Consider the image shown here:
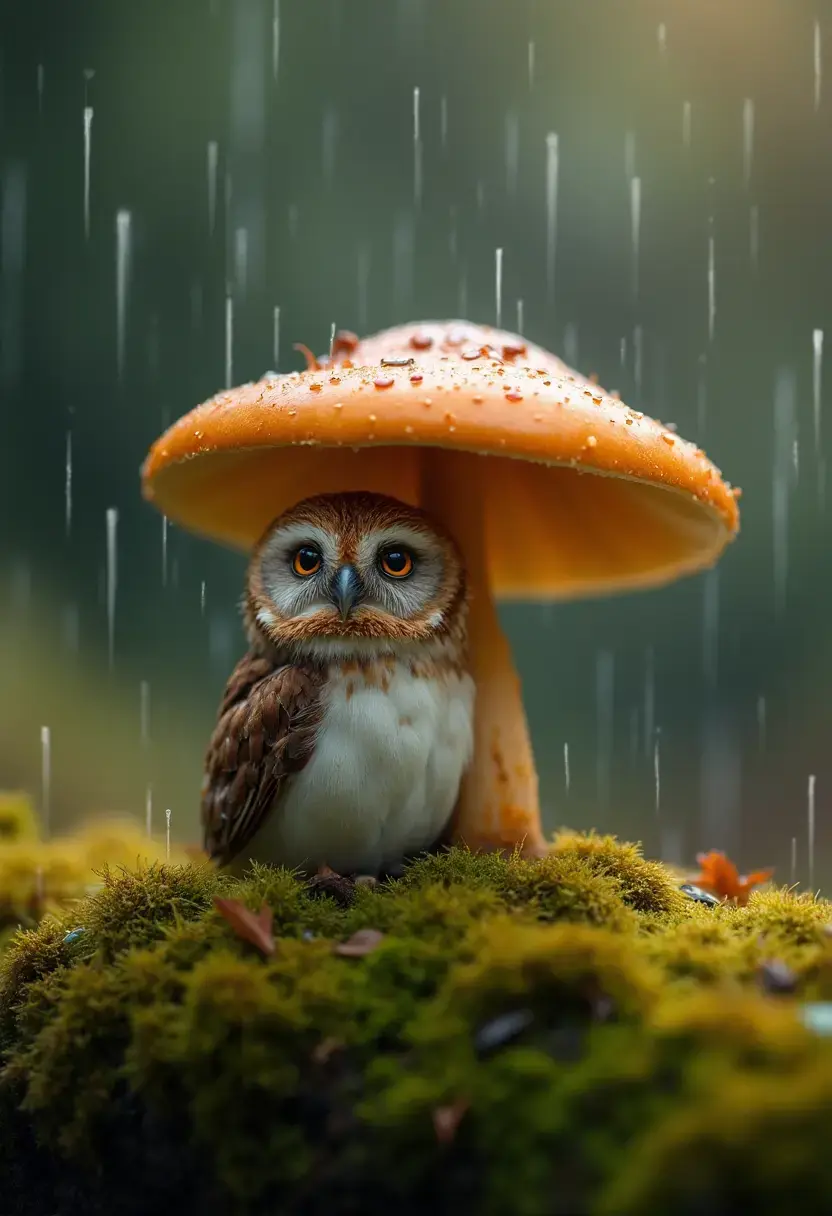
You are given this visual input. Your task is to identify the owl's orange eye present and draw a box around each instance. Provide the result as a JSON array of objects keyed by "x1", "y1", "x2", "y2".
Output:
[
  {"x1": 292, "y1": 546, "x2": 322, "y2": 577},
  {"x1": 379, "y1": 547, "x2": 414, "y2": 578}
]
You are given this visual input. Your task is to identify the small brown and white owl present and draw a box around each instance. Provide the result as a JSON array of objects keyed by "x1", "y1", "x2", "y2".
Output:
[{"x1": 201, "y1": 491, "x2": 475, "y2": 876}]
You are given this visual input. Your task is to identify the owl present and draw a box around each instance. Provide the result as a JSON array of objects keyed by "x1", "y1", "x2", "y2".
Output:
[{"x1": 201, "y1": 491, "x2": 475, "y2": 877}]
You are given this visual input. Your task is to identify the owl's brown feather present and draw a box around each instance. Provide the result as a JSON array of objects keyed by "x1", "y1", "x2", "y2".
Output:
[{"x1": 201, "y1": 651, "x2": 324, "y2": 867}]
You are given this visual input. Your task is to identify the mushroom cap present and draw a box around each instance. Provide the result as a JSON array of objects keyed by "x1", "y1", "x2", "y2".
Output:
[{"x1": 141, "y1": 320, "x2": 740, "y2": 600}]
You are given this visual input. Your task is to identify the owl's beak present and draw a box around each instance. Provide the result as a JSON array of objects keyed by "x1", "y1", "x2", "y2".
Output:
[{"x1": 331, "y1": 565, "x2": 363, "y2": 620}]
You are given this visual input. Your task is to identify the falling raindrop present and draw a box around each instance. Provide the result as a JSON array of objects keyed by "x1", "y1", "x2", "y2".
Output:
[
  {"x1": 37, "y1": 64, "x2": 44, "y2": 111},
  {"x1": 329, "y1": 321, "x2": 336, "y2": 361},
  {"x1": 619, "y1": 336, "x2": 627, "y2": 368},
  {"x1": 234, "y1": 227, "x2": 248, "y2": 297},
  {"x1": 808, "y1": 774, "x2": 817, "y2": 892},
  {"x1": 140, "y1": 680, "x2": 151, "y2": 749},
  {"x1": 563, "y1": 322, "x2": 578, "y2": 366},
  {"x1": 742, "y1": 99, "x2": 754, "y2": 186},
  {"x1": 207, "y1": 141, "x2": 218, "y2": 235},
  {"x1": 272, "y1": 305, "x2": 281, "y2": 368},
  {"x1": 494, "y1": 247, "x2": 503, "y2": 328},
  {"x1": 505, "y1": 110, "x2": 519, "y2": 197},
  {"x1": 630, "y1": 176, "x2": 641, "y2": 301},
  {"x1": 115, "y1": 209, "x2": 131, "y2": 380},
  {"x1": 161, "y1": 516, "x2": 169, "y2": 587},
  {"x1": 682, "y1": 100, "x2": 692, "y2": 147},
  {"x1": 40, "y1": 726, "x2": 51, "y2": 835},
  {"x1": 813, "y1": 328, "x2": 824, "y2": 453},
  {"x1": 64, "y1": 432, "x2": 72, "y2": 537},
  {"x1": 439, "y1": 95, "x2": 448, "y2": 148},
  {"x1": 815, "y1": 19, "x2": 822, "y2": 112},
  {"x1": 224, "y1": 292, "x2": 234, "y2": 388},
  {"x1": 83, "y1": 105, "x2": 93, "y2": 238},
  {"x1": 1, "y1": 161, "x2": 26, "y2": 389},
  {"x1": 563, "y1": 742, "x2": 570, "y2": 795},
  {"x1": 707, "y1": 216, "x2": 716, "y2": 343},
  {"x1": 412, "y1": 86, "x2": 422, "y2": 207},
  {"x1": 321, "y1": 106, "x2": 338, "y2": 188},
  {"x1": 757, "y1": 694, "x2": 767, "y2": 751},
  {"x1": 516, "y1": 298, "x2": 524, "y2": 335},
  {"x1": 527, "y1": 40, "x2": 535, "y2": 90},
  {"x1": 633, "y1": 324, "x2": 644, "y2": 401},
  {"x1": 545, "y1": 132, "x2": 559, "y2": 307},
  {"x1": 166, "y1": 808, "x2": 172, "y2": 860},
  {"x1": 791, "y1": 837, "x2": 797, "y2": 886},
  {"x1": 200, "y1": 581, "x2": 207, "y2": 615},
  {"x1": 272, "y1": 0, "x2": 280, "y2": 81},
  {"x1": 595, "y1": 650, "x2": 614, "y2": 807},
  {"x1": 643, "y1": 645, "x2": 655, "y2": 758},
  {"x1": 653, "y1": 735, "x2": 661, "y2": 816},
  {"x1": 145, "y1": 785, "x2": 153, "y2": 837},
  {"x1": 657, "y1": 23, "x2": 667, "y2": 56},
  {"x1": 106, "y1": 508, "x2": 118, "y2": 669},
  {"x1": 773, "y1": 368, "x2": 797, "y2": 617},
  {"x1": 749, "y1": 204, "x2": 759, "y2": 272}
]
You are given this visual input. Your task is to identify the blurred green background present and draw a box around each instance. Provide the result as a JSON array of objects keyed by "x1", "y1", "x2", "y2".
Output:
[{"x1": 1, "y1": 0, "x2": 830, "y2": 884}]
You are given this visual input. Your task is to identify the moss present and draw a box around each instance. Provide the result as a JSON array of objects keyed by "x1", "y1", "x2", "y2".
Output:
[{"x1": 2, "y1": 830, "x2": 832, "y2": 1214}]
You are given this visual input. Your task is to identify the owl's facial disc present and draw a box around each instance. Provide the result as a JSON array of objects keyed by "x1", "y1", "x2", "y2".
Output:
[{"x1": 247, "y1": 492, "x2": 466, "y2": 647}]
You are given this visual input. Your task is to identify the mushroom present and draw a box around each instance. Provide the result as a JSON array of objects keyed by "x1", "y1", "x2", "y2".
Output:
[{"x1": 142, "y1": 320, "x2": 739, "y2": 857}]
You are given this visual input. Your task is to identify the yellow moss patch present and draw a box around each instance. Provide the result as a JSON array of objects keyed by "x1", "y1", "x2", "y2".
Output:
[{"x1": 1, "y1": 834, "x2": 831, "y2": 1214}]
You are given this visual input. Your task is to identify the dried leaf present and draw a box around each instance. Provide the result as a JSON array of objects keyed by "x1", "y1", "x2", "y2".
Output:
[
  {"x1": 213, "y1": 897, "x2": 275, "y2": 956},
  {"x1": 432, "y1": 1099, "x2": 469, "y2": 1145},
  {"x1": 333, "y1": 928, "x2": 385, "y2": 958},
  {"x1": 692, "y1": 850, "x2": 774, "y2": 907}
]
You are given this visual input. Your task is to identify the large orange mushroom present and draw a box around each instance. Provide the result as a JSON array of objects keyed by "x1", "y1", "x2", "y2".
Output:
[{"x1": 142, "y1": 320, "x2": 739, "y2": 856}]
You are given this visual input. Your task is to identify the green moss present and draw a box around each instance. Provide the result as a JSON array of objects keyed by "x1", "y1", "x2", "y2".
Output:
[{"x1": 2, "y1": 833, "x2": 832, "y2": 1215}]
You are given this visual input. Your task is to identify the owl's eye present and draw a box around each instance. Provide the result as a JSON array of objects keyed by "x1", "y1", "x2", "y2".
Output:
[
  {"x1": 378, "y1": 546, "x2": 414, "y2": 578},
  {"x1": 292, "y1": 546, "x2": 322, "y2": 577}
]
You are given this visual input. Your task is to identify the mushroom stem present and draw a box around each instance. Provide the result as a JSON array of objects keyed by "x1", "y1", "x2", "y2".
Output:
[{"x1": 421, "y1": 451, "x2": 547, "y2": 856}]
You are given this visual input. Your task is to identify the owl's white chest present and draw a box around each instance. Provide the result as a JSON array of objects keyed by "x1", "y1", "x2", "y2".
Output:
[{"x1": 252, "y1": 658, "x2": 475, "y2": 875}]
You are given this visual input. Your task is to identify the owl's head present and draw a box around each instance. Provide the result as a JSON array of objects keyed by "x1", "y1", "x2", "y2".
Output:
[{"x1": 245, "y1": 491, "x2": 467, "y2": 653}]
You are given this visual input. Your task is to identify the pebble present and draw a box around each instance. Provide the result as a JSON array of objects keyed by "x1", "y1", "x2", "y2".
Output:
[
  {"x1": 758, "y1": 959, "x2": 798, "y2": 996},
  {"x1": 679, "y1": 883, "x2": 720, "y2": 908},
  {"x1": 473, "y1": 1008, "x2": 535, "y2": 1057},
  {"x1": 800, "y1": 1003, "x2": 832, "y2": 1036}
]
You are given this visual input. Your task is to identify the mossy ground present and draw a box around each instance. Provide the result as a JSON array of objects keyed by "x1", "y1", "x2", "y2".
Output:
[{"x1": 2, "y1": 826, "x2": 832, "y2": 1215}]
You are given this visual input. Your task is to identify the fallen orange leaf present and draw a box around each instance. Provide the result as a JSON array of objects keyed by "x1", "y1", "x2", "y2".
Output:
[
  {"x1": 213, "y1": 897, "x2": 275, "y2": 956},
  {"x1": 692, "y1": 851, "x2": 774, "y2": 907}
]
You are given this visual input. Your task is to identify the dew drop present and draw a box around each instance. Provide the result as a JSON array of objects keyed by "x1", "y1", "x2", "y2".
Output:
[
  {"x1": 586, "y1": 435, "x2": 598, "y2": 448},
  {"x1": 505, "y1": 390, "x2": 523, "y2": 402},
  {"x1": 409, "y1": 372, "x2": 423, "y2": 383},
  {"x1": 374, "y1": 375, "x2": 394, "y2": 389},
  {"x1": 410, "y1": 330, "x2": 433, "y2": 350},
  {"x1": 309, "y1": 382, "x2": 322, "y2": 393}
]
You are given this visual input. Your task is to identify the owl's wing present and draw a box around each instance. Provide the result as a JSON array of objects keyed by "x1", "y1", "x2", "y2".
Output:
[{"x1": 201, "y1": 651, "x2": 324, "y2": 867}]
